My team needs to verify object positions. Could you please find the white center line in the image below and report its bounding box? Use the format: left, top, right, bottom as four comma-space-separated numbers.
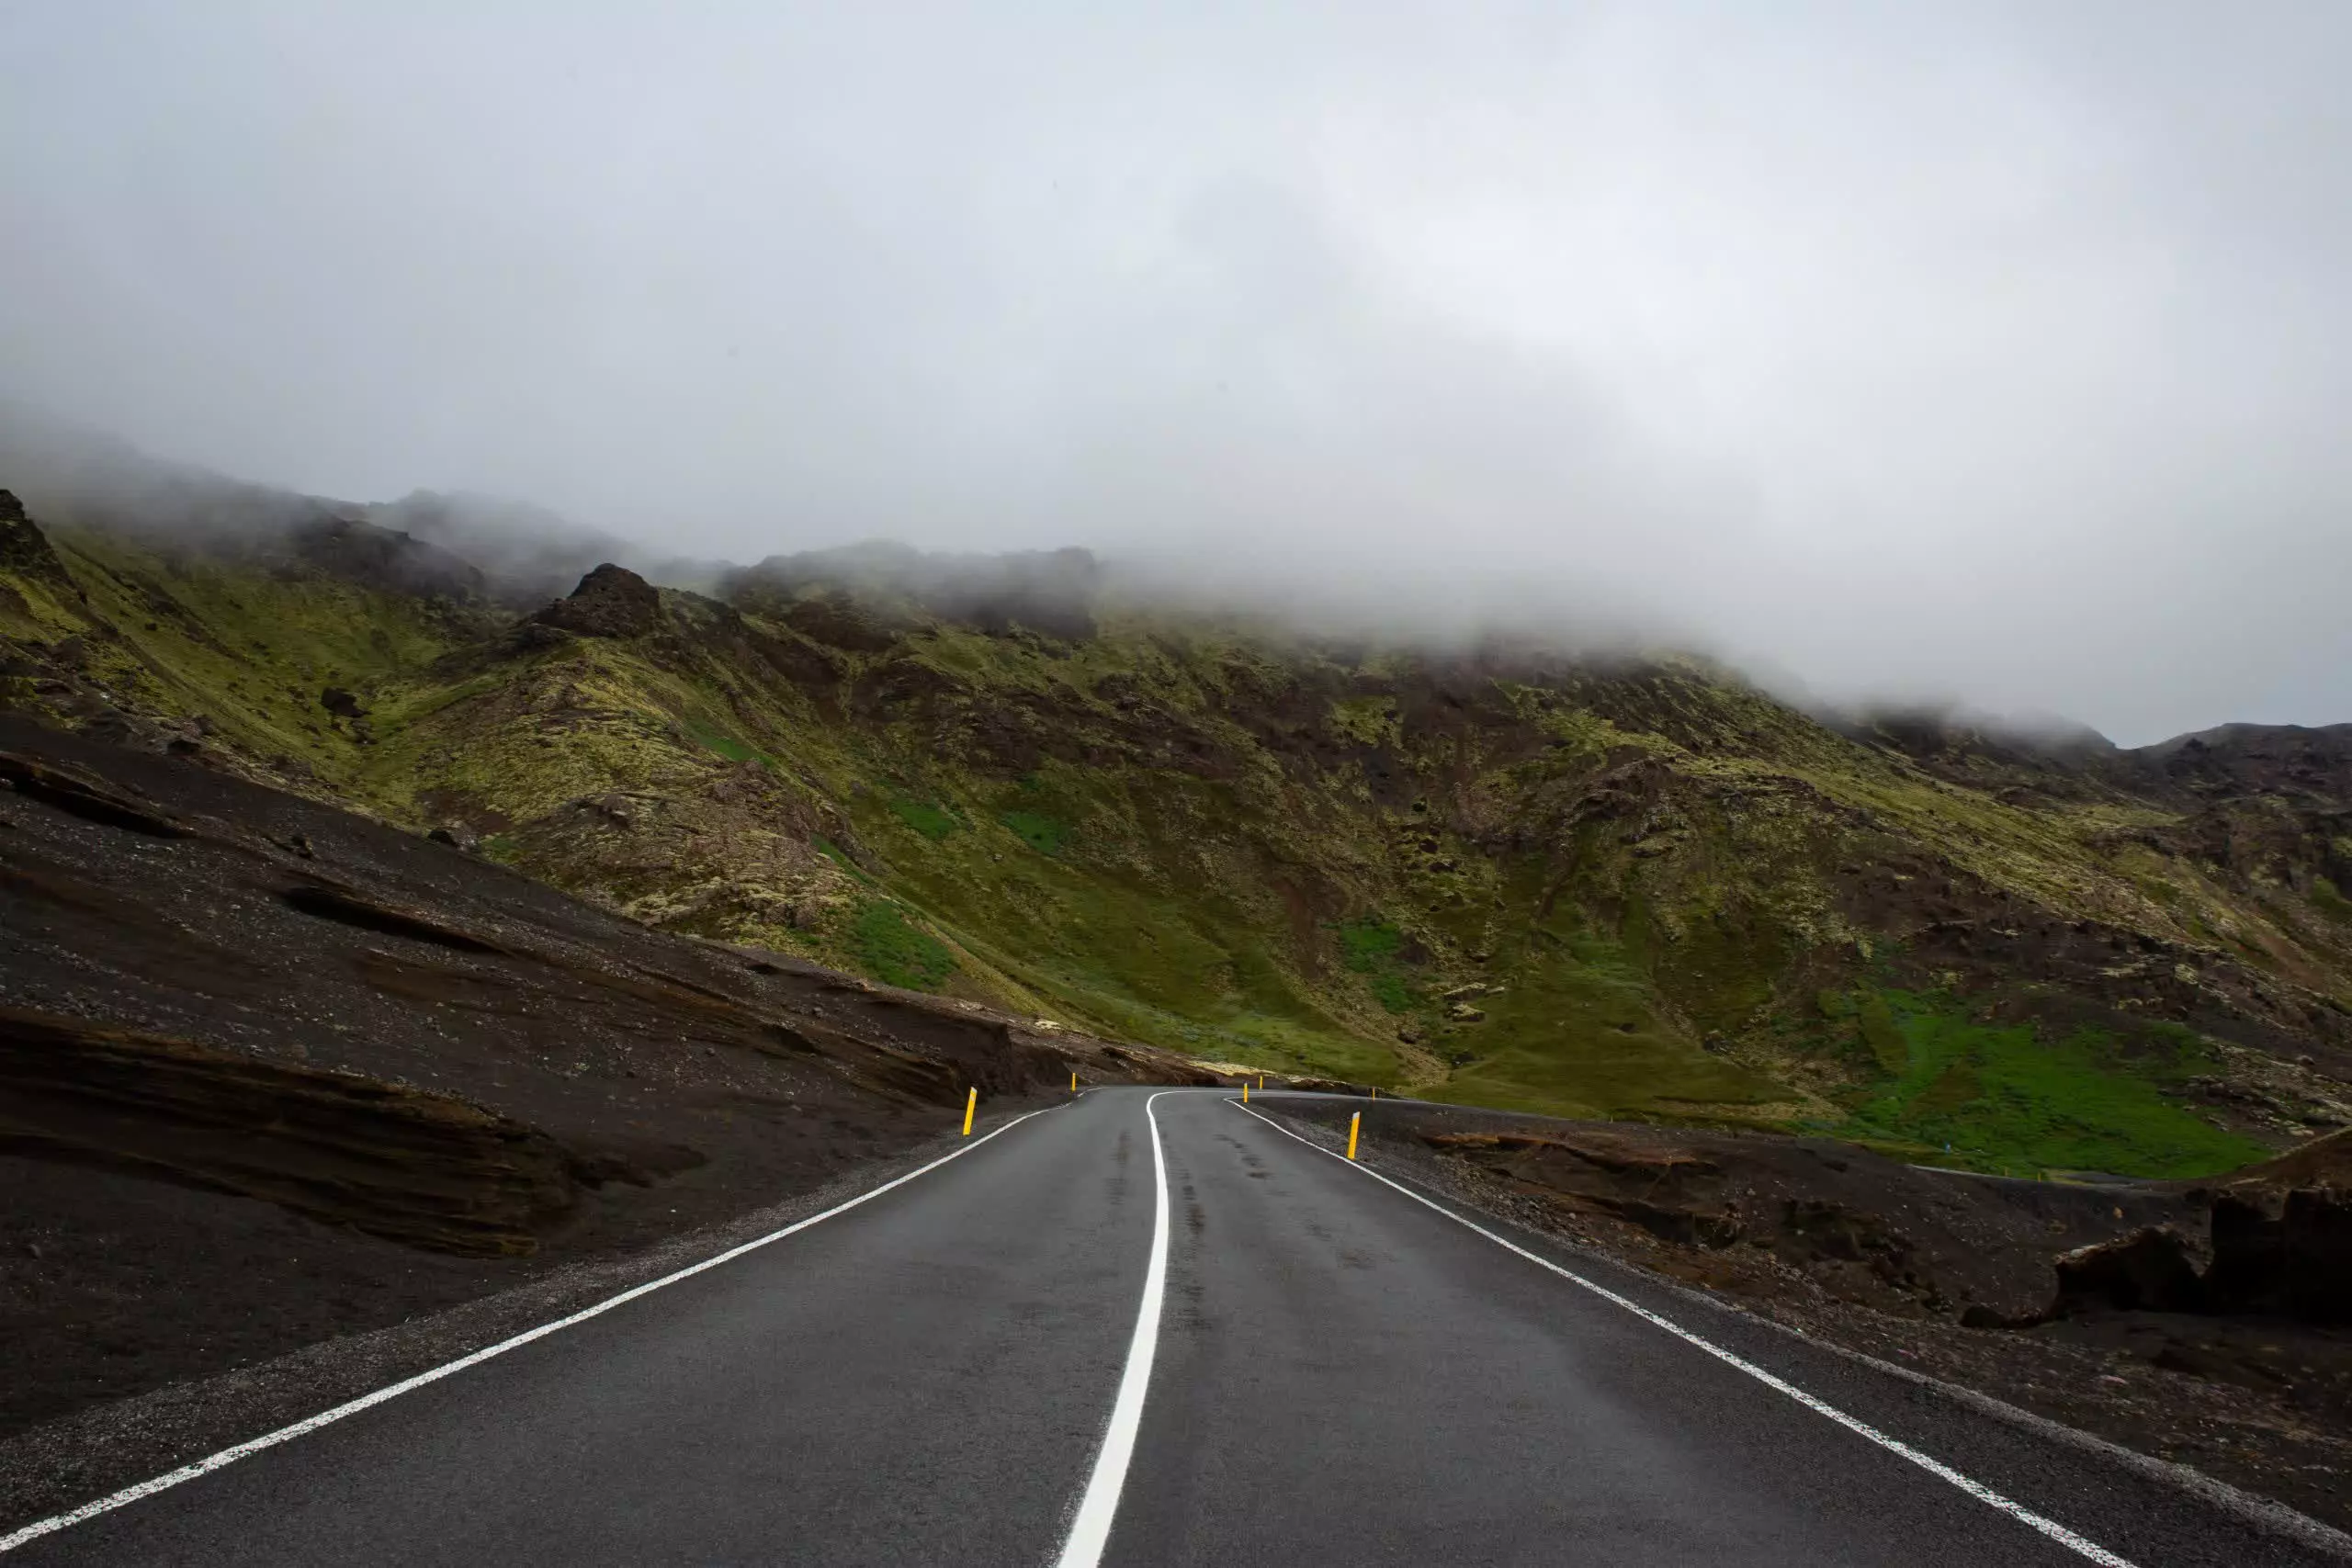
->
1231, 1098, 2139, 1568
1053, 1089, 1175, 1568
0, 1103, 1064, 1555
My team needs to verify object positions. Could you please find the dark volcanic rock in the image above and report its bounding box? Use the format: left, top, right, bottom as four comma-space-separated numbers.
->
2050, 1227, 2208, 1315
0, 1005, 580, 1257
534, 562, 662, 638
0, 489, 77, 598
780, 590, 903, 653
2132, 722, 2352, 807
289, 517, 484, 601
2206, 1190, 2352, 1324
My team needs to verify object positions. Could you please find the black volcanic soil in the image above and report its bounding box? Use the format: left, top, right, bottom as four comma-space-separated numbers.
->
0, 715, 1204, 1438
1271, 1096, 2352, 1535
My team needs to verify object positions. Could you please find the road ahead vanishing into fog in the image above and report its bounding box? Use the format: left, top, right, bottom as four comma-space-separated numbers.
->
6, 1089, 2338, 1566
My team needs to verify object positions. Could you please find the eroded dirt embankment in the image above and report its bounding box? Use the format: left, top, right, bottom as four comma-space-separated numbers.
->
0, 716, 1208, 1435
0, 1008, 585, 1256
1266, 1097, 2352, 1534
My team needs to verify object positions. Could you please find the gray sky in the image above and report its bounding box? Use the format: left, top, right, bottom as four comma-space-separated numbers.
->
3, 2, 2347, 744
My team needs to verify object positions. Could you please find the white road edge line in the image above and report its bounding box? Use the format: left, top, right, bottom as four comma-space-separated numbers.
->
0, 1104, 1065, 1555
1052, 1089, 1175, 1568
1230, 1099, 2140, 1568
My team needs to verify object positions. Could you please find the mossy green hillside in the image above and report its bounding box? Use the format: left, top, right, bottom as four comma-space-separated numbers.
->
4, 508, 2346, 1177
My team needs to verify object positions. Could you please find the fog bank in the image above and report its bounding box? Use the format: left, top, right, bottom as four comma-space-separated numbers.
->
4, 3, 2348, 744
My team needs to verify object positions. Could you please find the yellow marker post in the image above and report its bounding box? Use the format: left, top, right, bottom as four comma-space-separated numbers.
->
1347, 1111, 1362, 1160
1371, 1086, 1377, 1100
962, 1087, 977, 1136
1242, 1080, 1250, 1104
1071, 1071, 1078, 1092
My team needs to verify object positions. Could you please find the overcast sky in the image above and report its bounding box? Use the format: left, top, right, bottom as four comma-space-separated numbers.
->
3, 2, 2347, 744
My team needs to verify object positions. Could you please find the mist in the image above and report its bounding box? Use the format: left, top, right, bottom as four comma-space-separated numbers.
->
3, 3, 2348, 746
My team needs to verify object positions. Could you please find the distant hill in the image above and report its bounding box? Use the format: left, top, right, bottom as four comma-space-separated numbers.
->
4, 438, 2348, 1179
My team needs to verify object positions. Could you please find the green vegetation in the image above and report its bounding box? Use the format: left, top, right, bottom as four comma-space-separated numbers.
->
1336, 918, 1414, 1013
1429, 919, 1780, 1120
1838, 989, 2269, 1178
850, 901, 956, 990
4, 496, 2340, 1178
683, 715, 763, 764
887, 796, 961, 840
999, 808, 1070, 855
1857, 993, 1907, 1073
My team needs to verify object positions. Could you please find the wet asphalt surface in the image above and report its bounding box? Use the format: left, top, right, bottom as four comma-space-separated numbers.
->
12, 1089, 2343, 1565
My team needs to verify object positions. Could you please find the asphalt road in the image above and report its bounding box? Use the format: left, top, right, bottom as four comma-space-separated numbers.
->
6, 1089, 2342, 1566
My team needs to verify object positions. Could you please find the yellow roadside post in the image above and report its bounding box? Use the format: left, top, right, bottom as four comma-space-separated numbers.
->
1070, 1070, 1078, 1093
1371, 1086, 1377, 1100
1347, 1111, 1362, 1160
1242, 1080, 1250, 1104
963, 1087, 977, 1135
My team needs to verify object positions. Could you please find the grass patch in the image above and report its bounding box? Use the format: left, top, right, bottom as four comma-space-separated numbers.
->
1000, 808, 1071, 855
1336, 917, 1414, 1014
1856, 992, 1906, 1073
850, 901, 956, 990
1840, 988, 2269, 1178
682, 714, 762, 763
1338, 918, 1403, 968
2314, 876, 2352, 926
1425, 881, 1779, 1118
888, 796, 961, 840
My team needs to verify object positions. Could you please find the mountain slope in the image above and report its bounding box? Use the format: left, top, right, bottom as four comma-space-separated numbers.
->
5, 464, 2348, 1178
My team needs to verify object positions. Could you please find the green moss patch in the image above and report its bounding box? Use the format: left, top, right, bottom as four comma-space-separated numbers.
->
1428, 888, 1780, 1119
1000, 808, 1070, 855
1839, 989, 2269, 1178
682, 715, 763, 763
888, 796, 961, 840
1336, 917, 1415, 1014
850, 901, 956, 990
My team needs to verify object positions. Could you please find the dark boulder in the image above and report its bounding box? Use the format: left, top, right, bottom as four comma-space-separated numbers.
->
2049, 1226, 2207, 1315
532, 563, 661, 639
2205, 1190, 2352, 1324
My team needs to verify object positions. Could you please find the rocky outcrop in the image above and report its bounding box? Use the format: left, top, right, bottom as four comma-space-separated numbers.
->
2049, 1227, 2208, 1315
289, 517, 483, 601
2200, 1191, 2352, 1322
0, 488, 78, 603
532, 562, 662, 638
2134, 723, 2352, 807
2040, 1133, 2352, 1324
